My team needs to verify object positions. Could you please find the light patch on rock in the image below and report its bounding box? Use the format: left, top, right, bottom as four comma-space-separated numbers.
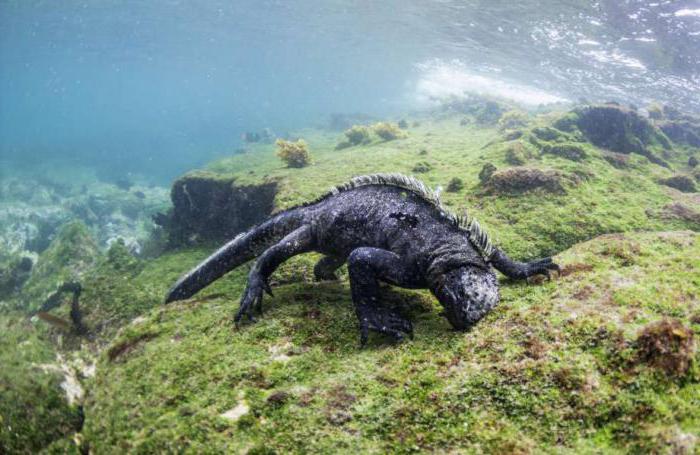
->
220, 402, 249, 421
131, 316, 147, 326
268, 340, 294, 362
35, 353, 84, 406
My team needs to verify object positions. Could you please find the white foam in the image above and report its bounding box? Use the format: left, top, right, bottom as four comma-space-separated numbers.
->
675, 9, 700, 17
411, 59, 568, 107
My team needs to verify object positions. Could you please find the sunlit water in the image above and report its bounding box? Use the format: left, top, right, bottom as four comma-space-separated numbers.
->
1, 0, 699, 181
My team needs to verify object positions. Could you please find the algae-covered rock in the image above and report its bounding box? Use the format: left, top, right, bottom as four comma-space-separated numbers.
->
484, 166, 571, 194
372, 122, 404, 141
276, 139, 311, 168
157, 171, 277, 247
661, 202, 700, 227
412, 161, 433, 173
635, 319, 695, 377
541, 143, 587, 161
572, 104, 671, 167
82, 231, 700, 453
497, 110, 529, 131
446, 177, 464, 192
659, 175, 697, 193
602, 151, 631, 169
0, 314, 83, 453
342, 125, 372, 146
658, 120, 700, 148
504, 141, 530, 165
478, 163, 497, 184
20, 221, 99, 313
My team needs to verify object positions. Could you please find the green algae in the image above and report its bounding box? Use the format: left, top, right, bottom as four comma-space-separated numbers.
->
201, 115, 697, 259
82, 231, 699, 453
19, 221, 99, 313
0, 314, 82, 453
5, 108, 700, 452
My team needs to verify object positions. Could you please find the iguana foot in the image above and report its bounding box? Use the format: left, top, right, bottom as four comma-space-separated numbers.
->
234, 272, 273, 324
525, 257, 560, 279
357, 304, 413, 346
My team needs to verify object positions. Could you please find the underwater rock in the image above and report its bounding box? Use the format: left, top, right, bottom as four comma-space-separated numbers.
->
0, 175, 168, 255
504, 141, 529, 165
484, 167, 571, 195
478, 163, 497, 184
658, 120, 700, 148
689, 156, 699, 168
659, 175, 697, 193
635, 319, 695, 377
661, 203, 700, 225
532, 126, 565, 142
158, 171, 277, 247
343, 125, 372, 146
602, 151, 631, 169
412, 161, 432, 173
440, 94, 506, 125
541, 143, 587, 161
497, 110, 529, 132
20, 221, 100, 313
276, 139, 311, 168
572, 104, 671, 168
372, 122, 404, 141
446, 177, 464, 192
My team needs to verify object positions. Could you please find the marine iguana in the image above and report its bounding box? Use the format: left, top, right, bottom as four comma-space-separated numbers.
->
165, 173, 559, 345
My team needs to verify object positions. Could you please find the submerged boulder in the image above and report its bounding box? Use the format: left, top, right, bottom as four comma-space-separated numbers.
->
157, 171, 278, 247
659, 175, 697, 193
484, 167, 573, 195
658, 120, 700, 148
567, 104, 671, 168
541, 143, 587, 161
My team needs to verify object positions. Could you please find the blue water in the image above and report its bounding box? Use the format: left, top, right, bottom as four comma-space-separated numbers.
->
1, 0, 699, 182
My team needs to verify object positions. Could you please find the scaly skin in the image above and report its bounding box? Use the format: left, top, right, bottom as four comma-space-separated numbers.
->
166, 174, 559, 345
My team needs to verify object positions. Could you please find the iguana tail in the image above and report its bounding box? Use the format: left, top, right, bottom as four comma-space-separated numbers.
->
164, 208, 305, 303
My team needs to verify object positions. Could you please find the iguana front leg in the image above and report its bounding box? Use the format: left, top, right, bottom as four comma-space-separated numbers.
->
235, 225, 315, 323
346, 247, 423, 346
490, 248, 560, 280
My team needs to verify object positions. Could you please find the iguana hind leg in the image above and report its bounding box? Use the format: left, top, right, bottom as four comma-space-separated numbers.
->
313, 255, 345, 281
346, 247, 423, 346
235, 225, 315, 323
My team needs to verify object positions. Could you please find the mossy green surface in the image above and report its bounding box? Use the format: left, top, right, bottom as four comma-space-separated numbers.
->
0, 314, 82, 454
205, 116, 697, 259
83, 231, 699, 453
20, 221, 99, 313
5, 110, 700, 452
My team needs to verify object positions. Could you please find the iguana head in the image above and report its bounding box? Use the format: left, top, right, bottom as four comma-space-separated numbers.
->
430, 265, 499, 330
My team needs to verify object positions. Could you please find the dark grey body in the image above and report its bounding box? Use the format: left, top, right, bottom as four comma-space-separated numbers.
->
166, 177, 558, 345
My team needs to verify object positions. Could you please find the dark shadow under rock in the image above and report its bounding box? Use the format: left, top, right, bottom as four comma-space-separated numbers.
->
157, 171, 278, 247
